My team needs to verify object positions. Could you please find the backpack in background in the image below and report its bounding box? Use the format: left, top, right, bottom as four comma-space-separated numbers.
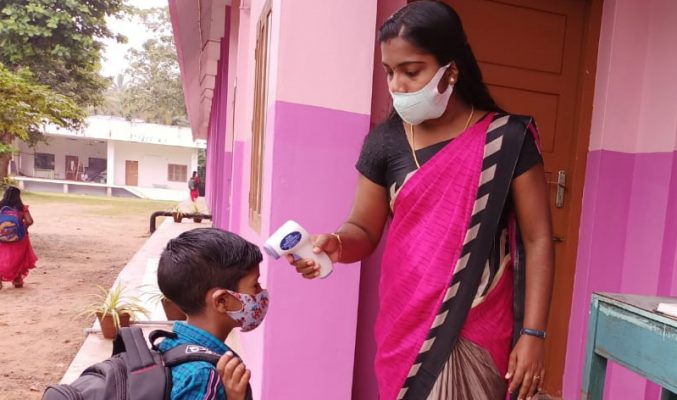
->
0, 206, 26, 243
42, 327, 255, 400
188, 177, 195, 190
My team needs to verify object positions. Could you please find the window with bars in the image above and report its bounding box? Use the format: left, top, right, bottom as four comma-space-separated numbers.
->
34, 153, 55, 170
168, 164, 188, 182
249, 4, 272, 232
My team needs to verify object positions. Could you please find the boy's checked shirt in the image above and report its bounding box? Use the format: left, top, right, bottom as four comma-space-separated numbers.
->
159, 322, 231, 400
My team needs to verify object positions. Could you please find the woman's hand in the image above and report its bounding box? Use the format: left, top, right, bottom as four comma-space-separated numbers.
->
216, 351, 251, 400
506, 335, 545, 400
286, 234, 341, 279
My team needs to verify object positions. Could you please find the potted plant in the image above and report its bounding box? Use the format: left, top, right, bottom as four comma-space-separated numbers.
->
141, 285, 187, 321
192, 203, 203, 223
81, 283, 150, 339
171, 205, 183, 223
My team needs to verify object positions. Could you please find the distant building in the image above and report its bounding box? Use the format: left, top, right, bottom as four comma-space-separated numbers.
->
11, 116, 205, 200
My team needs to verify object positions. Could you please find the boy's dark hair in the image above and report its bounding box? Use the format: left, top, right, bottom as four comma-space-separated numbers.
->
158, 228, 262, 314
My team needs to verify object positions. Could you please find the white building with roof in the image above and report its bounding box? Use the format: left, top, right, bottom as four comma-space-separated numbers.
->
11, 116, 206, 201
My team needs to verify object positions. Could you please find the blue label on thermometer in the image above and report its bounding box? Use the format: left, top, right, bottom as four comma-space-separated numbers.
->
280, 231, 302, 250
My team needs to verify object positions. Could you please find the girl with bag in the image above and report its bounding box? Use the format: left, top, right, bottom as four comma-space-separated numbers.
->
0, 186, 37, 289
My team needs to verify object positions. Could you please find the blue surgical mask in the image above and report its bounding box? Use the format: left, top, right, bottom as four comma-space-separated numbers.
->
390, 64, 453, 125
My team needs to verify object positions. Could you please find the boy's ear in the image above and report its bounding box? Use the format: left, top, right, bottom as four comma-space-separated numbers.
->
210, 289, 242, 313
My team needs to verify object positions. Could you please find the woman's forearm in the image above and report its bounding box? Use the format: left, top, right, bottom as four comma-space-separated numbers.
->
522, 237, 555, 331
335, 221, 381, 263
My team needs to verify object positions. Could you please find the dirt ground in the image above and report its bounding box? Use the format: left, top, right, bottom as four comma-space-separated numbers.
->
0, 192, 174, 400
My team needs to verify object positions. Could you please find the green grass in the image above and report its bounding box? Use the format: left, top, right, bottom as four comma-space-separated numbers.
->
22, 191, 175, 217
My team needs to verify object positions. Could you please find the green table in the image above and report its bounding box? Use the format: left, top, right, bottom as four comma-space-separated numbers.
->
582, 293, 677, 399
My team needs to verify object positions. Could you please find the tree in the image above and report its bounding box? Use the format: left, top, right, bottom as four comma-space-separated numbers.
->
0, 0, 128, 178
0, 64, 84, 179
119, 7, 187, 126
0, 0, 128, 108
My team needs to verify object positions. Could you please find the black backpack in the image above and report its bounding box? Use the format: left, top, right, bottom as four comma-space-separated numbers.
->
42, 326, 253, 400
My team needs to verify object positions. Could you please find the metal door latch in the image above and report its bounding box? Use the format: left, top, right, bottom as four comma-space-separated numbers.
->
548, 170, 566, 208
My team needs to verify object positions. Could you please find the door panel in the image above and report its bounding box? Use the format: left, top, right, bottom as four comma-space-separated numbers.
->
65, 155, 78, 181
125, 160, 138, 186
445, 0, 592, 395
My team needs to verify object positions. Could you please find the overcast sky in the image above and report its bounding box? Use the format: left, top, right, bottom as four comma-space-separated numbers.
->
100, 0, 169, 78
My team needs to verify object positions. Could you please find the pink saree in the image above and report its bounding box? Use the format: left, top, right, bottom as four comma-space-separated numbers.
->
374, 114, 535, 400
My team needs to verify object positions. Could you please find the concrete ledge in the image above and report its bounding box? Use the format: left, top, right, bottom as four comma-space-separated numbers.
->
13, 176, 188, 201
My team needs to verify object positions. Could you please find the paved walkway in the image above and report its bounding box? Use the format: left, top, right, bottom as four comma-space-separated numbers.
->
60, 213, 239, 383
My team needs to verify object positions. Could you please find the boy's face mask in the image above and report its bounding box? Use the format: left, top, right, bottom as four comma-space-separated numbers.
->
225, 289, 269, 332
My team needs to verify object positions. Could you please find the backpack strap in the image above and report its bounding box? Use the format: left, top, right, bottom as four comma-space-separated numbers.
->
152, 329, 254, 400
149, 329, 177, 351
1, 206, 17, 215
163, 346, 254, 400
149, 329, 223, 367
161, 344, 222, 367
113, 326, 170, 400
113, 326, 158, 371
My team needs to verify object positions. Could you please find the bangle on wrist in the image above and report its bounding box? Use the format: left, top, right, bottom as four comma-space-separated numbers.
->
520, 328, 547, 339
331, 233, 343, 262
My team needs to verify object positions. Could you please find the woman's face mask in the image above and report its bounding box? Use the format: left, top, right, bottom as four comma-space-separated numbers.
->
225, 289, 269, 332
390, 63, 453, 125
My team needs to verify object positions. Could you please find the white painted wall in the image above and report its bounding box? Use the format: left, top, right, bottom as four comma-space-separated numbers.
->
17, 136, 107, 179
112, 140, 198, 190
15, 136, 198, 191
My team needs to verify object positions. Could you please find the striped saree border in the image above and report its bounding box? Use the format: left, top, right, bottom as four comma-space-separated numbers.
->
399, 115, 532, 400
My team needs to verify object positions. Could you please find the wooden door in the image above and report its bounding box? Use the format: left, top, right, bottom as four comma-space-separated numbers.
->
444, 0, 600, 395
125, 160, 138, 186
65, 155, 78, 181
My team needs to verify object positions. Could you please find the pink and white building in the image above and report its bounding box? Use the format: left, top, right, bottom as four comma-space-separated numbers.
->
168, 0, 677, 399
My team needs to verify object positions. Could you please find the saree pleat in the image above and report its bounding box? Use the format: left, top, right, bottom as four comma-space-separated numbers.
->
427, 337, 507, 400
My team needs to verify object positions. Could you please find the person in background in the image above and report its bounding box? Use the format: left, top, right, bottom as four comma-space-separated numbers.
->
0, 186, 37, 289
189, 171, 200, 202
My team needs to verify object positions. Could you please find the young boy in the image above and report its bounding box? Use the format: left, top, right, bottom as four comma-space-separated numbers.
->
157, 228, 269, 400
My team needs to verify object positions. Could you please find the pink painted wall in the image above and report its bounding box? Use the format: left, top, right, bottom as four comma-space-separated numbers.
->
213, 1, 378, 398
274, 2, 377, 114
265, 102, 369, 400
564, 1, 677, 398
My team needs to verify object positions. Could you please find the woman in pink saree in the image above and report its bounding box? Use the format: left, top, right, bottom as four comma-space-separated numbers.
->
290, 2, 554, 399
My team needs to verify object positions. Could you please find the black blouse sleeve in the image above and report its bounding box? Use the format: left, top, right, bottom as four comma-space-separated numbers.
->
355, 124, 388, 187
513, 128, 543, 178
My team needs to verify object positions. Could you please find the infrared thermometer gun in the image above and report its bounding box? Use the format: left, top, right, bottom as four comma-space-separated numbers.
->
263, 220, 333, 279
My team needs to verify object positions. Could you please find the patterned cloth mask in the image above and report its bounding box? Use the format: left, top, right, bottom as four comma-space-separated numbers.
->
225, 289, 269, 332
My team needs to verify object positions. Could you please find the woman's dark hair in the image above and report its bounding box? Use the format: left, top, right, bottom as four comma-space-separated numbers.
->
0, 186, 24, 210
379, 0, 503, 112
158, 228, 262, 314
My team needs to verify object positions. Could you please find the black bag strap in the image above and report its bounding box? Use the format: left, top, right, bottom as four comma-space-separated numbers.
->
161, 344, 222, 367
113, 326, 157, 371
148, 329, 177, 351
151, 330, 253, 400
